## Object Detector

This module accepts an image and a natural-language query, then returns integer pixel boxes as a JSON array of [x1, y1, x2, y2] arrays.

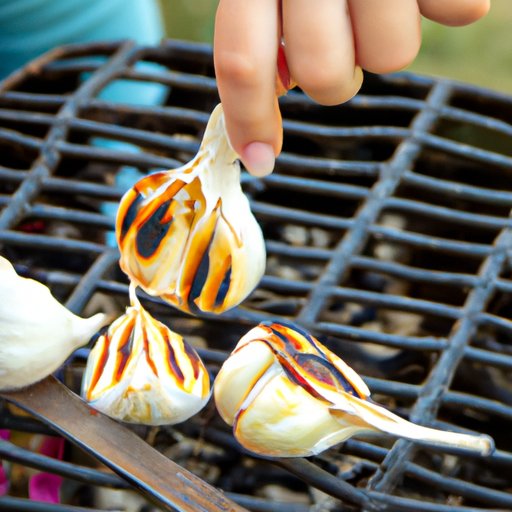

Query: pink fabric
[[28, 436, 65, 503], [0, 430, 10, 495]]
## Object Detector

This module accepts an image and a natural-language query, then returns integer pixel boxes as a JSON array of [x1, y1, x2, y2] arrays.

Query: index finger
[[214, 0, 281, 175]]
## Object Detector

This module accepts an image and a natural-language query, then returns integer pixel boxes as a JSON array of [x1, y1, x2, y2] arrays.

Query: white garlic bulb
[[0, 256, 108, 391], [115, 104, 265, 315], [214, 321, 494, 458], [82, 285, 210, 425]]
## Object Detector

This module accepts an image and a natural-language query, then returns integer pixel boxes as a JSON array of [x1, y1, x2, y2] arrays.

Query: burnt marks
[[119, 192, 143, 241], [136, 199, 173, 259]]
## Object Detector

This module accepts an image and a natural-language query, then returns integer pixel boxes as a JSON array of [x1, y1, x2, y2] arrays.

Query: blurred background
[[0, 0, 509, 93], [160, 0, 512, 94]]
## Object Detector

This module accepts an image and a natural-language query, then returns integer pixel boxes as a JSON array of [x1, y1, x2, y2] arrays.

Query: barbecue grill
[[1, 39, 512, 512]]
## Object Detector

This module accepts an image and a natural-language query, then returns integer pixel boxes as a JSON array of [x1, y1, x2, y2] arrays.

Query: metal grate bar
[[0, 439, 309, 512], [296, 82, 454, 325], [369, 227, 512, 492], [27, 205, 112, 228], [0, 108, 200, 154], [402, 171, 512, 207], [0, 231, 105, 254], [439, 106, 512, 137], [345, 439, 512, 508], [266, 241, 482, 288], [370, 379, 512, 420], [464, 346, 512, 370], [275, 152, 379, 177], [190, 423, 373, 509], [369, 225, 491, 256], [0, 439, 128, 489], [65, 248, 119, 313], [282, 119, 410, 140], [0, 496, 103, 512], [225, 493, 310, 512], [260, 173, 370, 199], [185, 415, 512, 512], [328, 94, 425, 111], [0, 91, 67, 108], [57, 140, 181, 168], [351, 255, 479, 287], [329, 285, 461, 317], [281, 90, 423, 111], [384, 196, 512, 230], [1, 39, 512, 510], [0, 41, 137, 230], [366, 492, 504, 512], [0, 127, 41, 150], [251, 201, 354, 229], [0, 170, 122, 199], [493, 278, 512, 293], [477, 312, 512, 333], [419, 132, 512, 168]]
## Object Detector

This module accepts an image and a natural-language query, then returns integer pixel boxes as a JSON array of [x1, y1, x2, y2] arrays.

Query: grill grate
[[1, 39, 512, 511]]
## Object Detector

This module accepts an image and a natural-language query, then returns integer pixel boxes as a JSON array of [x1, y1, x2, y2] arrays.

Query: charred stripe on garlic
[[82, 284, 210, 425], [116, 104, 265, 315]]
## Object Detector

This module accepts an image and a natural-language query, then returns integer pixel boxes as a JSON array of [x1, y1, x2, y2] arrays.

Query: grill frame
[[0, 39, 512, 511]]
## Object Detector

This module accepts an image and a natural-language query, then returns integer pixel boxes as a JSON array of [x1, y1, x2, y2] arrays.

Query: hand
[[214, 0, 490, 176]]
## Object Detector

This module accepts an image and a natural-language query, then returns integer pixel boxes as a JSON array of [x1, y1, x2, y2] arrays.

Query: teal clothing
[[0, 0, 164, 78], [0, 0, 168, 247]]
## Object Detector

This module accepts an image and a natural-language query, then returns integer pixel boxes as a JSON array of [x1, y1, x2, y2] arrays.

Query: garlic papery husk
[[115, 104, 266, 315], [82, 284, 210, 425], [214, 321, 494, 458], [0, 256, 108, 391]]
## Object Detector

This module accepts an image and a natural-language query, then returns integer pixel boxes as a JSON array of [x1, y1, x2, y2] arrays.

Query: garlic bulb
[[82, 285, 210, 425], [214, 321, 494, 458], [115, 104, 265, 315], [0, 256, 108, 391]]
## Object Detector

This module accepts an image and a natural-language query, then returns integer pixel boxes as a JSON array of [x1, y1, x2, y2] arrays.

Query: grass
[[409, 0, 512, 94]]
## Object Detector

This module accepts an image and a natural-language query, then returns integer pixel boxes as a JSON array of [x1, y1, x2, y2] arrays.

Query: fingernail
[[241, 142, 275, 177]]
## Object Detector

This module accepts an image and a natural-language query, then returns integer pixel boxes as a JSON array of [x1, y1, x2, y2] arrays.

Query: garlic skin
[[82, 285, 210, 425], [0, 256, 108, 391], [214, 321, 494, 458], [115, 104, 266, 315]]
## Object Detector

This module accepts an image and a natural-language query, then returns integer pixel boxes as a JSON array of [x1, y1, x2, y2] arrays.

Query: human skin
[[214, 0, 490, 176]]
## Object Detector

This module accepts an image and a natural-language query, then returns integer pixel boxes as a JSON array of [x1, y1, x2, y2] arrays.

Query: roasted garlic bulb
[[115, 104, 265, 315], [214, 321, 494, 458], [0, 255, 108, 391], [82, 285, 210, 425]]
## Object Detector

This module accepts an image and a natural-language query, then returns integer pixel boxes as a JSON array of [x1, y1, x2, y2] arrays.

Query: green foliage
[[409, 0, 512, 93]]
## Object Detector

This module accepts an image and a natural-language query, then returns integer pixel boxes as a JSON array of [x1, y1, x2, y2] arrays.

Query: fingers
[[348, 0, 421, 74], [282, 0, 363, 105], [214, 0, 488, 177], [417, 0, 490, 26], [214, 0, 281, 176]]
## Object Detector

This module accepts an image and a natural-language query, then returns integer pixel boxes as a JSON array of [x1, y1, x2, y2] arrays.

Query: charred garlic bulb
[[214, 321, 494, 458], [0, 256, 108, 391], [82, 285, 210, 425], [115, 104, 265, 315]]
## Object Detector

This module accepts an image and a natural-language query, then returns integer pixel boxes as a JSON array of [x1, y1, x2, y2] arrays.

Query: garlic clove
[[0, 256, 109, 391], [115, 104, 266, 315], [82, 284, 210, 425], [214, 321, 494, 457]]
